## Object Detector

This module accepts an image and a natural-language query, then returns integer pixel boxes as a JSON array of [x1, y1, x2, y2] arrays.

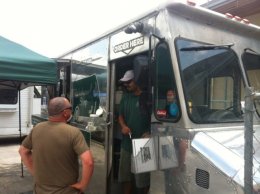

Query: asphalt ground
[[0, 137, 164, 194], [0, 137, 33, 194], [0, 137, 105, 194]]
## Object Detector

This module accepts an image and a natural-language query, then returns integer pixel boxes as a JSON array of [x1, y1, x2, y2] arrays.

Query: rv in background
[[32, 1, 260, 193], [0, 87, 41, 138]]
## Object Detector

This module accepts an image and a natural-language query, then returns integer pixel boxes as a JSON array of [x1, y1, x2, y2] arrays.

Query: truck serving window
[[242, 51, 260, 116], [154, 42, 180, 121], [70, 38, 108, 122], [176, 38, 243, 123]]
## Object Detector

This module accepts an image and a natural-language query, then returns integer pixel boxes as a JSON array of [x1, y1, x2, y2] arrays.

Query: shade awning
[[0, 36, 57, 90]]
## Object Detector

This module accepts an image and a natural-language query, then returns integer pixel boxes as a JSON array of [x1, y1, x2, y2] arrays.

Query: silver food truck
[[32, 1, 260, 193]]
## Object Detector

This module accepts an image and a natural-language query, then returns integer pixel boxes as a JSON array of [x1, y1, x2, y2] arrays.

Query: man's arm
[[71, 150, 94, 192], [18, 145, 34, 175], [118, 115, 131, 135]]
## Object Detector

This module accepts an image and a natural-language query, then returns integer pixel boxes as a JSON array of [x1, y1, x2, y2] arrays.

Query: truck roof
[[59, 0, 260, 58]]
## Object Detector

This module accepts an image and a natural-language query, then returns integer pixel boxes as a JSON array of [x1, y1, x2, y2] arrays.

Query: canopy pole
[[19, 89, 24, 177]]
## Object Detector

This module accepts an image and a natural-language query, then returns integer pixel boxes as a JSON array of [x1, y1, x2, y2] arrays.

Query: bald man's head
[[48, 97, 72, 116]]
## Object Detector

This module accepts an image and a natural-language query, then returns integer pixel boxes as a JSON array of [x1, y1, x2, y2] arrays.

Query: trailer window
[[176, 38, 243, 123], [154, 42, 180, 121], [0, 89, 18, 104], [242, 51, 260, 116]]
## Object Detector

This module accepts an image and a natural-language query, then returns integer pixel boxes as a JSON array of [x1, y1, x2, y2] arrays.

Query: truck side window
[[154, 42, 180, 121]]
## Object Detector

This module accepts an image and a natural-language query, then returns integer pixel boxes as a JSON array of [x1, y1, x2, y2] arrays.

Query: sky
[[0, 0, 208, 58]]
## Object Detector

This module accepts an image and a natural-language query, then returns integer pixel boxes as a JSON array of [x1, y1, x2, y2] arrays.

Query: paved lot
[[0, 137, 105, 194], [0, 138, 33, 194], [0, 138, 164, 194]]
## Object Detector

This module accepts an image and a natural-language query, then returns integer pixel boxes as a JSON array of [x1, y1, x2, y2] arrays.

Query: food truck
[[32, 1, 260, 193]]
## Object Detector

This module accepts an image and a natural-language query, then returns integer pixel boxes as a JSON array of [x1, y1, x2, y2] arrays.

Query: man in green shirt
[[19, 97, 94, 194], [118, 70, 150, 194]]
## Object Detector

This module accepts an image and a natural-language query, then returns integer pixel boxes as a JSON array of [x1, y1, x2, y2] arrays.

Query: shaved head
[[48, 97, 71, 116]]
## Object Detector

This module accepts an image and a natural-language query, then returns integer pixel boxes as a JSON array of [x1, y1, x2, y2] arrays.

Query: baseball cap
[[119, 70, 134, 82]]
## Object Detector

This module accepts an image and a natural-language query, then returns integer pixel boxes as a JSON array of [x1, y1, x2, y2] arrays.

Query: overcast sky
[[0, 0, 208, 58]]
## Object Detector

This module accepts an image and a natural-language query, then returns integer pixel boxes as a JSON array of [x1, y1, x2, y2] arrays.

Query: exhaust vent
[[196, 168, 209, 189]]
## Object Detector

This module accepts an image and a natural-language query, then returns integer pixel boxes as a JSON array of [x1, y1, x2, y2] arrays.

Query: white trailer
[[0, 87, 38, 138]]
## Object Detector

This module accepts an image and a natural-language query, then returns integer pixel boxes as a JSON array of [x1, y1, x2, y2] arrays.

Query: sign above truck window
[[113, 36, 144, 54], [111, 32, 149, 60], [110, 17, 155, 60]]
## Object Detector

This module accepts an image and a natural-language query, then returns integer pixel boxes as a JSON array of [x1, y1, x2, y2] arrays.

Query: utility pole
[[244, 87, 260, 194]]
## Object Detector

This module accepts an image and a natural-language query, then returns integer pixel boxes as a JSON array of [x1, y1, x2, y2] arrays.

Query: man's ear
[[62, 110, 68, 119]]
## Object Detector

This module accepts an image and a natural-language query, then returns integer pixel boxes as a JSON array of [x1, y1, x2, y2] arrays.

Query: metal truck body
[[33, 1, 260, 193]]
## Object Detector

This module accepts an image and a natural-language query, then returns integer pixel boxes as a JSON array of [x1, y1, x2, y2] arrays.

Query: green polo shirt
[[119, 92, 150, 153]]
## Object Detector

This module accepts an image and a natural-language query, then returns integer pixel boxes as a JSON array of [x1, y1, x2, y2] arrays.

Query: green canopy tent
[[0, 35, 57, 176], [0, 35, 57, 89]]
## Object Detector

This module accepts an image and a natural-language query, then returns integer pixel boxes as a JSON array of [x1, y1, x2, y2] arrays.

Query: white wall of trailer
[[0, 87, 35, 137]]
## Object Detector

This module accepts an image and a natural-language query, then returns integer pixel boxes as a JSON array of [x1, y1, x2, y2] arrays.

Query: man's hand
[[18, 145, 34, 175], [70, 182, 84, 193], [122, 126, 131, 135], [141, 132, 150, 138]]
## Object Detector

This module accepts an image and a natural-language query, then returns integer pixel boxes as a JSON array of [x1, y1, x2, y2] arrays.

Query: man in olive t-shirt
[[19, 97, 94, 194]]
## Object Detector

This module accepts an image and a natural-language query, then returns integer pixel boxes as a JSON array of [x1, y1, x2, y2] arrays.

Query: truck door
[[107, 53, 151, 194]]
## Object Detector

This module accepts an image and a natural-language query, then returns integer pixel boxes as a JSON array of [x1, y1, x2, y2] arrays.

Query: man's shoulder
[[41, 121, 80, 133], [34, 121, 49, 128], [59, 123, 80, 131]]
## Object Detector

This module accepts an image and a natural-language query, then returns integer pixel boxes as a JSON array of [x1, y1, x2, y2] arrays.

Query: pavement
[[0, 137, 105, 194], [0, 138, 33, 194], [0, 137, 164, 194]]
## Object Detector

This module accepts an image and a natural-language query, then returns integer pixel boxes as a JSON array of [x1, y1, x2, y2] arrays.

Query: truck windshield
[[176, 38, 243, 123], [242, 51, 260, 116]]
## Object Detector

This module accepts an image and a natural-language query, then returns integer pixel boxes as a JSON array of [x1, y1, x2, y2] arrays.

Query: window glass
[[242, 52, 260, 116], [0, 89, 18, 104], [154, 42, 180, 121], [210, 77, 233, 109], [176, 38, 243, 123], [71, 38, 108, 121]]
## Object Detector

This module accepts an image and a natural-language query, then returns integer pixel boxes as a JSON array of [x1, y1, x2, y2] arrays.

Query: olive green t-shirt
[[119, 93, 150, 153], [22, 121, 89, 193]]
